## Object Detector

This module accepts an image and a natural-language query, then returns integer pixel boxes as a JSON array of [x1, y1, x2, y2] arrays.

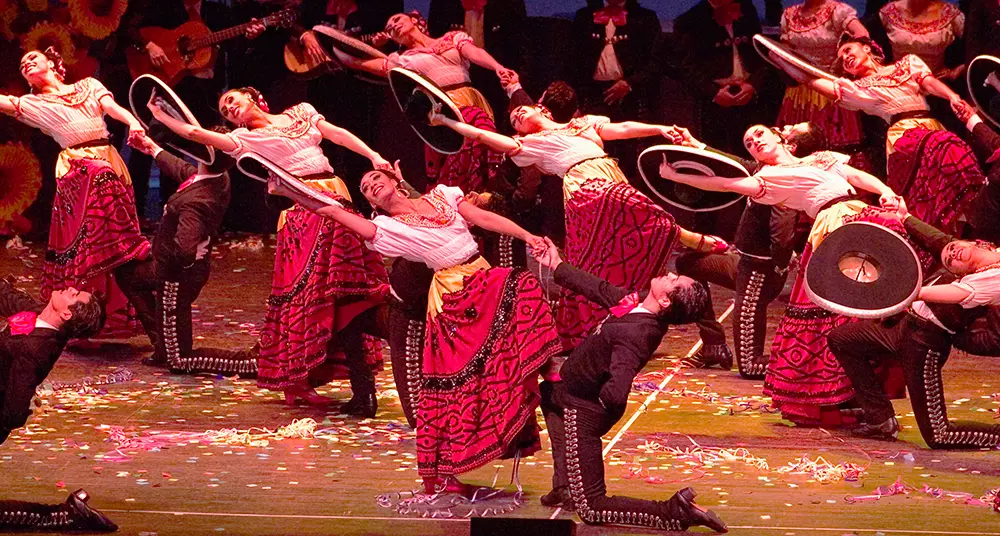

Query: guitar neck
[[186, 12, 290, 51]]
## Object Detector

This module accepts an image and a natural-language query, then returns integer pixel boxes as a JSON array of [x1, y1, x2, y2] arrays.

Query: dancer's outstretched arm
[[98, 93, 145, 137], [316, 121, 389, 168], [457, 201, 543, 252], [659, 156, 762, 196], [429, 106, 520, 153], [267, 179, 377, 239], [598, 122, 684, 142], [0, 94, 16, 115], [331, 49, 388, 77], [842, 165, 901, 207], [148, 97, 238, 152]]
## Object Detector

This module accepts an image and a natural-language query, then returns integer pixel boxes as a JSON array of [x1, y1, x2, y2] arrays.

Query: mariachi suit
[[828, 217, 1000, 449], [542, 264, 701, 530], [115, 151, 247, 375]]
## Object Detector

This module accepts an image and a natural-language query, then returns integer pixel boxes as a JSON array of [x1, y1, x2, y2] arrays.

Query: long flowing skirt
[[418, 264, 560, 479], [778, 85, 863, 149], [765, 203, 908, 426], [424, 87, 502, 193], [888, 128, 986, 237], [257, 199, 389, 391], [558, 158, 678, 349], [41, 149, 150, 338]]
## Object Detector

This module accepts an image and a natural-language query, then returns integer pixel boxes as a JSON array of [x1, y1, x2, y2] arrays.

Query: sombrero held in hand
[[236, 153, 343, 208], [753, 34, 837, 82], [128, 74, 215, 165], [967, 55, 1000, 129], [388, 67, 466, 154], [638, 145, 749, 212], [311, 25, 388, 85], [805, 222, 923, 319]]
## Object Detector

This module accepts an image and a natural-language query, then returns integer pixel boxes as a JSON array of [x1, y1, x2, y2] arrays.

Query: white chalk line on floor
[[550, 302, 736, 520]]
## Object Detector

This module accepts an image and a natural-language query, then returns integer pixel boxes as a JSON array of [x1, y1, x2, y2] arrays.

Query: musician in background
[[294, 0, 402, 196]]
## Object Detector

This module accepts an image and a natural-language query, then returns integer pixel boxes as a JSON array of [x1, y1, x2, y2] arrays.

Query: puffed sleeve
[[508, 136, 541, 168], [750, 168, 796, 206], [297, 102, 325, 126], [952, 9, 965, 39], [955, 269, 1000, 308], [223, 128, 249, 157], [832, 2, 859, 34], [433, 184, 467, 210], [86, 78, 114, 102], [448, 31, 475, 52], [779, 8, 790, 41], [905, 54, 933, 84], [367, 215, 411, 258], [383, 52, 401, 77]]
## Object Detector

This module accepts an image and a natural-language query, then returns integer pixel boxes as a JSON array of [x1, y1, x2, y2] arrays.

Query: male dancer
[[117, 128, 254, 376], [0, 278, 116, 532], [829, 211, 1000, 448], [533, 239, 726, 532]]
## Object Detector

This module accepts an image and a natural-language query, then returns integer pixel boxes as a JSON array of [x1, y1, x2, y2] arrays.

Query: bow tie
[[988, 148, 1000, 165], [594, 5, 627, 26], [5, 311, 38, 335], [462, 0, 487, 10], [712, 0, 743, 26], [326, 0, 357, 18], [609, 292, 641, 318]]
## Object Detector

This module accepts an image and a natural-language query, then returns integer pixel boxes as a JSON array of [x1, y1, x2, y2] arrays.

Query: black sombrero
[[388, 67, 466, 154], [753, 34, 837, 82], [967, 55, 1000, 130], [236, 153, 342, 208], [129, 74, 215, 165], [805, 221, 922, 319], [312, 25, 388, 86], [638, 145, 748, 212]]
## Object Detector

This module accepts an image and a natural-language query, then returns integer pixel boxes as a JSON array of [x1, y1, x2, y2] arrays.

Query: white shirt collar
[[35, 317, 58, 331]]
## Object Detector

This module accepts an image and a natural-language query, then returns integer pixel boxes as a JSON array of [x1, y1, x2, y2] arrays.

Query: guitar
[[284, 28, 389, 79], [126, 9, 296, 86]]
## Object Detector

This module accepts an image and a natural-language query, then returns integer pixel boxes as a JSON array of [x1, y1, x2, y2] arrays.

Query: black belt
[[817, 193, 864, 214], [68, 138, 111, 149], [889, 110, 932, 125]]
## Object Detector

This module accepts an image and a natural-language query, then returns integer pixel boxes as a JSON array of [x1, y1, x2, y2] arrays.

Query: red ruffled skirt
[[41, 156, 150, 338], [257, 203, 388, 390], [418, 267, 560, 478]]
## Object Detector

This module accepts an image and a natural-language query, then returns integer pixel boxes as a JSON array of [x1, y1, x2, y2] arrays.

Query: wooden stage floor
[[2, 235, 999, 536]]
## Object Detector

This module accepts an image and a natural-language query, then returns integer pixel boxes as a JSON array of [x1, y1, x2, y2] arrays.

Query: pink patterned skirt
[[425, 106, 503, 194], [418, 267, 560, 478], [41, 156, 150, 338], [257, 202, 389, 391], [557, 159, 679, 350]]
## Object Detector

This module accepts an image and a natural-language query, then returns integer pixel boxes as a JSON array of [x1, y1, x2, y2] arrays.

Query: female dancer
[[874, 0, 964, 78], [660, 124, 906, 425], [770, 35, 982, 235], [430, 103, 724, 349], [778, 1, 868, 154], [148, 88, 390, 410], [268, 166, 561, 493], [0, 48, 149, 338], [333, 11, 512, 192]]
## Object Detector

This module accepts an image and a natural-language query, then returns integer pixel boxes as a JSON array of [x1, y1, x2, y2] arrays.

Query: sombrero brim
[[753, 34, 837, 82], [967, 55, 1000, 130], [129, 74, 215, 165], [312, 25, 388, 86], [638, 145, 748, 212], [388, 68, 466, 155], [805, 221, 922, 319], [236, 153, 342, 208]]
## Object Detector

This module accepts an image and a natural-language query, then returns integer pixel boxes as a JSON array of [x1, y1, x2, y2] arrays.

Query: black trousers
[[829, 316, 1000, 449], [675, 251, 788, 377], [542, 387, 692, 530], [115, 259, 210, 365]]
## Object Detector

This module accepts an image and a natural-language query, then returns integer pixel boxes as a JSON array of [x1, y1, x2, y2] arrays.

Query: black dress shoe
[[682, 344, 734, 370], [673, 487, 727, 533], [341, 392, 377, 418], [66, 489, 118, 532], [141, 353, 167, 367], [850, 416, 900, 440], [539, 486, 574, 511]]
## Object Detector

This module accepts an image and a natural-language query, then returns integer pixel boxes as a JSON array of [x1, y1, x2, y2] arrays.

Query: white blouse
[[912, 267, 1000, 332], [11, 78, 112, 148], [780, 1, 859, 70], [832, 55, 932, 122], [509, 115, 610, 177], [367, 185, 480, 271], [384, 31, 474, 88], [880, 1, 964, 74], [225, 103, 334, 177], [750, 151, 857, 218]]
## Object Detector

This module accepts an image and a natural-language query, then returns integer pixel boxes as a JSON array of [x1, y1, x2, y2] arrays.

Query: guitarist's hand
[[245, 19, 266, 40], [146, 42, 169, 67], [300, 31, 329, 66]]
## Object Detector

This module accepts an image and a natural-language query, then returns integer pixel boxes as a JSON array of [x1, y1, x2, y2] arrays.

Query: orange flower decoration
[[0, 143, 43, 228], [0, 0, 18, 41], [25, 0, 47, 13], [21, 22, 78, 65], [69, 0, 128, 39]]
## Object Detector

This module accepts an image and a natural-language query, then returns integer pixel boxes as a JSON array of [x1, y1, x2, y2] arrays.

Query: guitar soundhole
[[177, 36, 191, 55]]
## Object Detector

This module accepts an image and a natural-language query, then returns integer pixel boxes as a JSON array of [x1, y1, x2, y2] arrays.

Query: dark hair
[[539, 81, 579, 123], [41, 47, 66, 81], [660, 281, 709, 325], [362, 169, 418, 217], [834, 34, 886, 76], [205, 125, 236, 174], [64, 293, 106, 340], [785, 122, 828, 157]]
